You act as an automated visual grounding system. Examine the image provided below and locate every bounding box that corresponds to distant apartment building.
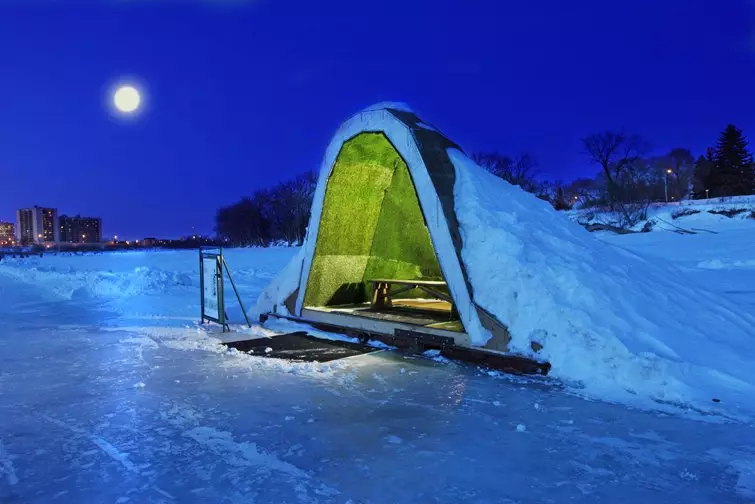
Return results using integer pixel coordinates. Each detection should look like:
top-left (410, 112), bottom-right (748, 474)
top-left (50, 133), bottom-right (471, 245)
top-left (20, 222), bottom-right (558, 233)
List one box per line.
top-left (59, 215), bottom-right (103, 244)
top-left (0, 221), bottom-right (15, 246)
top-left (16, 206), bottom-right (58, 244)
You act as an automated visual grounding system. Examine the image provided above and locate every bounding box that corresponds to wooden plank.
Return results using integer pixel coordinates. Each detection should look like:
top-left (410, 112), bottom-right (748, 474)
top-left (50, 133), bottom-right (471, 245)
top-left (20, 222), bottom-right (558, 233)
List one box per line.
top-left (367, 279), bottom-right (454, 306)
top-left (223, 332), bottom-right (380, 363)
top-left (415, 285), bottom-right (453, 304)
top-left (265, 312), bottom-right (550, 376)
top-left (368, 279), bottom-right (447, 286)
top-left (392, 299), bottom-right (453, 312)
top-left (300, 308), bottom-right (472, 346)
top-left (371, 280), bottom-right (391, 308)
top-left (442, 345), bottom-right (551, 376)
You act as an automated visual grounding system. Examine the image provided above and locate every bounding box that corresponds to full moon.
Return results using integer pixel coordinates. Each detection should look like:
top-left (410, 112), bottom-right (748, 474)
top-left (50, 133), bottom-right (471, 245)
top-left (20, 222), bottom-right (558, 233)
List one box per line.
top-left (113, 85), bottom-right (141, 114)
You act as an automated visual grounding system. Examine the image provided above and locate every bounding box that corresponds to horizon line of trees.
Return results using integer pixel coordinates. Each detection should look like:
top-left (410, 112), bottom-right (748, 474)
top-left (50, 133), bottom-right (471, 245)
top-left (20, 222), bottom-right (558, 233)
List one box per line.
top-left (475, 124), bottom-right (754, 227)
top-left (215, 171), bottom-right (316, 247)
top-left (215, 124), bottom-right (754, 245)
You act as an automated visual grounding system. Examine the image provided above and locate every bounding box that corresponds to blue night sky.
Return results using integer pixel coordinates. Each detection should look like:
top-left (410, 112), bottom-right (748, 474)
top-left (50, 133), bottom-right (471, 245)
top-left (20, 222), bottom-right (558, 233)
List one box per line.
top-left (1, 0), bottom-right (754, 239)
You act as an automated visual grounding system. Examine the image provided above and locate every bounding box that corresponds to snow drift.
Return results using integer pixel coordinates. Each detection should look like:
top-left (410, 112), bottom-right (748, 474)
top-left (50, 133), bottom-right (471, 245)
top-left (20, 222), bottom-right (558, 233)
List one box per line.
top-left (449, 148), bottom-right (755, 414)
top-left (0, 260), bottom-right (192, 300)
top-left (570, 194), bottom-right (755, 233)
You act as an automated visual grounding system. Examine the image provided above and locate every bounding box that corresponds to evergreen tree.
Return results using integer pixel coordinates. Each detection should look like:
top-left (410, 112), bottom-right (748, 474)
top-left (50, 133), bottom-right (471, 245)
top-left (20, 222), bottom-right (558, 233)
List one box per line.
top-left (709, 125), bottom-right (755, 197)
top-left (551, 185), bottom-right (572, 211)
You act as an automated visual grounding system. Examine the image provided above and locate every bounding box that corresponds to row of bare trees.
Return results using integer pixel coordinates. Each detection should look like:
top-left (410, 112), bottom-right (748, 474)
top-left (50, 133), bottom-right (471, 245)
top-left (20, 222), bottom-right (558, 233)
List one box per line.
top-left (215, 171), bottom-right (316, 246)
top-left (474, 132), bottom-right (711, 227)
top-left (478, 125), bottom-right (753, 227)
top-left (579, 132), bottom-right (695, 227)
top-left (217, 126), bottom-right (752, 244)
top-left (471, 153), bottom-right (540, 194)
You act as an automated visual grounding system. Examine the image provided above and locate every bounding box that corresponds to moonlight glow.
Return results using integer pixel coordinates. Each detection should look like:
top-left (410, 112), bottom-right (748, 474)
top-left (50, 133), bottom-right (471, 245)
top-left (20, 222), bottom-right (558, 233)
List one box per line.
top-left (113, 85), bottom-right (141, 114)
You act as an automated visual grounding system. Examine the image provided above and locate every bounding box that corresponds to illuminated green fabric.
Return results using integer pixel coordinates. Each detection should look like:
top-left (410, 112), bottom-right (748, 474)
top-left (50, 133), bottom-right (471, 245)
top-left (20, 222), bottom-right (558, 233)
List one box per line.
top-left (304, 133), bottom-right (443, 307)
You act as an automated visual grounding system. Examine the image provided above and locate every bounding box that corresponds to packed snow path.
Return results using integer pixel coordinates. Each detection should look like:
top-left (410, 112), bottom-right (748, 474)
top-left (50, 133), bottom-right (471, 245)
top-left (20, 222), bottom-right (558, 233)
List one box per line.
top-left (1, 247), bottom-right (754, 503)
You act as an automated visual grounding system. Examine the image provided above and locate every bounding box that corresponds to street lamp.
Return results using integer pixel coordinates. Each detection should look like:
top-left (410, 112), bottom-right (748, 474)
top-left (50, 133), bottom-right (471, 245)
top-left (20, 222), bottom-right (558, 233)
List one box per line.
top-left (664, 168), bottom-right (673, 203)
top-left (705, 189), bottom-right (710, 199)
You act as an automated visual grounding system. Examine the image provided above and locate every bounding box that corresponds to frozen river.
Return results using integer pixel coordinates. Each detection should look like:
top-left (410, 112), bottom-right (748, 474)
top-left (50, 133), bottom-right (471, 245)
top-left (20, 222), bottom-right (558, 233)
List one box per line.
top-left (1, 246), bottom-right (754, 503)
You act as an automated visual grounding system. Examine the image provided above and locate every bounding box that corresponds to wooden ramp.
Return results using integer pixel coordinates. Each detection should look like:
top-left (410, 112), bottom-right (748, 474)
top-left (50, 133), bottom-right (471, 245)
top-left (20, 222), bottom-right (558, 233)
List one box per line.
top-left (261, 312), bottom-right (551, 376)
top-left (223, 332), bottom-right (380, 363)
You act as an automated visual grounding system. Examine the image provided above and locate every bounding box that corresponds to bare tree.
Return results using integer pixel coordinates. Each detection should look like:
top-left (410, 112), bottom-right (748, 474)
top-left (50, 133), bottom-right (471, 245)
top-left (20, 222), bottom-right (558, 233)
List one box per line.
top-left (582, 131), bottom-right (648, 225)
top-left (613, 158), bottom-right (653, 227)
top-left (269, 171), bottom-right (316, 245)
top-left (692, 152), bottom-right (714, 199)
top-left (215, 192), bottom-right (271, 246)
top-left (472, 152), bottom-right (539, 193)
top-left (665, 148), bottom-right (695, 200)
top-left (566, 177), bottom-right (606, 207)
top-left (215, 170), bottom-right (316, 247)
top-left (539, 180), bottom-right (573, 210)
top-left (582, 132), bottom-right (646, 200)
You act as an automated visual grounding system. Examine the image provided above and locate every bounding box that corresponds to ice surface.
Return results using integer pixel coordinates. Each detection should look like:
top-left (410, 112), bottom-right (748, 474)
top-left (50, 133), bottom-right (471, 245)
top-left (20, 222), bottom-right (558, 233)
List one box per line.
top-left (2, 242), bottom-right (755, 502)
top-left (449, 148), bottom-right (755, 417)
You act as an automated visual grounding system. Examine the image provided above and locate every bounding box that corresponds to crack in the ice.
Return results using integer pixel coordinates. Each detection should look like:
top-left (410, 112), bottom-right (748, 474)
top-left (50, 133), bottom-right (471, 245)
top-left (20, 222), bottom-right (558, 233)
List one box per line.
top-left (0, 438), bottom-right (19, 485)
top-left (41, 415), bottom-right (139, 474)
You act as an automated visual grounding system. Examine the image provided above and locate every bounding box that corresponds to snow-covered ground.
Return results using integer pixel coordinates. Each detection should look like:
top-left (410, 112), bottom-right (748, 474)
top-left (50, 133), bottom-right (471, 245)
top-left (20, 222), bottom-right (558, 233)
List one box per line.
top-left (1, 238), bottom-right (755, 502)
top-left (451, 155), bottom-right (755, 420)
top-left (570, 194), bottom-right (755, 233)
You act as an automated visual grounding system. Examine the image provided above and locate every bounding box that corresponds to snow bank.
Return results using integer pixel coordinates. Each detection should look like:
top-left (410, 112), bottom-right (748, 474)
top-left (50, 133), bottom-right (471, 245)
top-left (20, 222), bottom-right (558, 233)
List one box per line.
top-left (570, 195), bottom-right (755, 234)
top-left (0, 261), bottom-right (192, 300)
top-left (253, 247), bottom-right (305, 317)
top-left (450, 148), bottom-right (755, 416)
top-left (0, 248), bottom-right (296, 307)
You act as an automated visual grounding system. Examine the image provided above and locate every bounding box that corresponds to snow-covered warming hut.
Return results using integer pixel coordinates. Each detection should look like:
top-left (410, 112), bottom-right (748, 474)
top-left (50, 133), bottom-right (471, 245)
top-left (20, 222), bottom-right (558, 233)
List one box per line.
top-left (256, 103), bottom-right (513, 353)
top-left (257, 103), bottom-right (755, 409)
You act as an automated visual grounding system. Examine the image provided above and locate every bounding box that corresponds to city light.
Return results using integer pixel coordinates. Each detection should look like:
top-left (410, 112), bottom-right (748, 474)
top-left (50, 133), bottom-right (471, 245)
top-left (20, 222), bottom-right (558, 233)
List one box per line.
top-left (8, 208), bottom-right (102, 246)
